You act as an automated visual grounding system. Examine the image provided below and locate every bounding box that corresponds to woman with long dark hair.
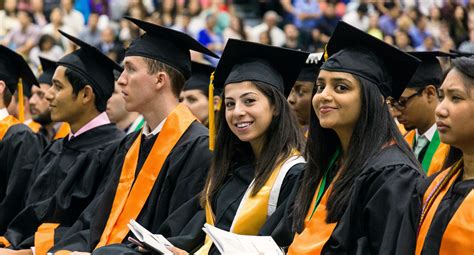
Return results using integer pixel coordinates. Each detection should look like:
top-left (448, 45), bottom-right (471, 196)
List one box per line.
top-left (397, 56), bottom-right (474, 255)
top-left (92, 39), bottom-right (309, 255)
top-left (287, 21), bottom-right (423, 254)
top-left (187, 39), bottom-right (308, 255)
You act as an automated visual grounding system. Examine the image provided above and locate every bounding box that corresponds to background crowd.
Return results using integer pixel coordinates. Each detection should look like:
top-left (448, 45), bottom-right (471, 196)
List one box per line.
top-left (2, 0), bottom-right (474, 73)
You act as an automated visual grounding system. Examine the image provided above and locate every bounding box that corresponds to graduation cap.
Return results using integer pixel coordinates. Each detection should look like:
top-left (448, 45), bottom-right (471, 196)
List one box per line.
top-left (406, 51), bottom-right (455, 88)
top-left (0, 45), bottom-right (39, 122)
top-left (297, 63), bottom-right (322, 83)
top-left (449, 49), bottom-right (474, 58)
top-left (37, 57), bottom-right (57, 86)
top-left (214, 39), bottom-right (309, 97)
top-left (207, 39), bottom-right (308, 151)
top-left (322, 21), bottom-right (421, 99)
top-left (0, 45), bottom-right (38, 97)
top-left (124, 16), bottom-right (219, 79)
top-left (183, 61), bottom-right (215, 95)
top-left (57, 30), bottom-right (123, 104)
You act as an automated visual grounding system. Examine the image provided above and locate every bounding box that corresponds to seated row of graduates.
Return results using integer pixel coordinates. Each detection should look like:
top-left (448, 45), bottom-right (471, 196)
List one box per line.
top-left (0, 16), bottom-right (472, 255)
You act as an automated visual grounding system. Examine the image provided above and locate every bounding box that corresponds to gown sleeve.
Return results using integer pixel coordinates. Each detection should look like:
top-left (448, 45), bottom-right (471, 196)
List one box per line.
top-left (0, 124), bottom-right (47, 234)
top-left (324, 163), bottom-right (423, 255)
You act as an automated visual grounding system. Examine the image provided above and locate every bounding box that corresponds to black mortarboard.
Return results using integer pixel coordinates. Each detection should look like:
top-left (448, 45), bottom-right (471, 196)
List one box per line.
top-left (124, 17), bottom-right (219, 79)
top-left (0, 45), bottom-right (38, 97)
top-left (184, 61), bottom-right (215, 95)
top-left (449, 49), bottom-right (474, 58)
top-left (58, 30), bottom-right (123, 103)
top-left (37, 57), bottom-right (57, 85)
top-left (322, 21), bottom-right (421, 99)
top-left (214, 39), bottom-right (309, 97)
top-left (297, 63), bottom-right (321, 82)
top-left (406, 51), bottom-right (454, 88)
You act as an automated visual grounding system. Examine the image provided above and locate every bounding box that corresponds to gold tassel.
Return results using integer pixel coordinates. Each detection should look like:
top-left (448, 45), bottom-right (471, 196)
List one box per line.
top-left (208, 71), bottom-right (215, 151)
top-left (324, 44), bottom-right (329, 61)
top-left (18, 78), bottom-right (25, 122)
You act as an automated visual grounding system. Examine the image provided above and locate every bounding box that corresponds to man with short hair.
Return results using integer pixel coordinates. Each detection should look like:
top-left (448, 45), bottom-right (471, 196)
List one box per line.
top-left (47, 17), bottom-right (218, 254)
top-left (30, 57), bottom-right (70, 141)
top-left (0, 31), bottom-right (124, 253)
top-left (393, 51), bottom-right (452, 176)
top-left (7, 89), bottom-right (42, 133)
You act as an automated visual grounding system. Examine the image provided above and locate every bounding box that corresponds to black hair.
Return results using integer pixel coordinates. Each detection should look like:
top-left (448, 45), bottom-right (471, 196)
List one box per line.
top-left (64, 68), bottom-right (106, 112)
top-left (200, 81), bottom-right (304, 206)
top-left (2, 87), bottom-right (12, 107)
top-left (293, 75), bottom-right (418, 231)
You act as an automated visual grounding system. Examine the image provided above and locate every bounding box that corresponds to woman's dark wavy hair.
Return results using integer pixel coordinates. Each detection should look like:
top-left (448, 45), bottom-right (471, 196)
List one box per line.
top-left (200, 81), bottom-right (304, 207)
top-left (440, 56), bottom-right (474, 168)
top-left (293, 74), bottom-right (419, 231)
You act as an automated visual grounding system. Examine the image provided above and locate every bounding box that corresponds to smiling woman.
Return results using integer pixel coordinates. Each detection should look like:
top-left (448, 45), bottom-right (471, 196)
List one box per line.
top-left (288, 21), bottom-right (423, 255)
top-left (192, 39), bottom-right (309, 255)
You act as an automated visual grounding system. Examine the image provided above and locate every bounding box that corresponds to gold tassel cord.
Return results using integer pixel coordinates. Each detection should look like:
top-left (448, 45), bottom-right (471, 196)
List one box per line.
top-left (324, 44), bottom-right (329, 61)
top-left (18, 78), bottom-right (25, 123)
top-left (208, 71), bottom-right (215, 151)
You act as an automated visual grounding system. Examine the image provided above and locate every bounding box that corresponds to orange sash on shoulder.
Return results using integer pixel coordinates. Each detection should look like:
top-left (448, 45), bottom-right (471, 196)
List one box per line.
top-left (34, 223), bottom-right (60, 255)
top-left (27, 121), bottom-right (42, 133)
top-left (95, 104), bottom-right (195, 248)
top-left (439, 190), bottom-right (474, 254)
top-left (416, 163), bottom-right (474, 255)
top-left (288, 180), bottom-right (336, 255)
top-left (0, 115), bottom-right (20, 140)
top-left (53, 123), bottom-right (70, 140)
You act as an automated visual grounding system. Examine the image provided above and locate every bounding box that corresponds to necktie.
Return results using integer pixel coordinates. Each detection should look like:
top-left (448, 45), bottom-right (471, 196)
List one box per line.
top-left (414, 135), bottom-right (429, 159)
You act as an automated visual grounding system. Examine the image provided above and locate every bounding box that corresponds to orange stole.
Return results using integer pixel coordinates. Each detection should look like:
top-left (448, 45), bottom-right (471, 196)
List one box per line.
top-left (54, 123), bottom-right (70, 140)
top-left (416, 166), bottom-right (474, 255)
top-left (404, 130), bottom-right (449, 176)
top-left (0, 115), bottom-right (20, 140)
top-left (34, 223), bottom-right (60, 255)
top-left (288, 181), bottom-right (336, 255)
top-left (0, 236), bottom-right (11, 247)
top-left (438, 190), bottom-right (474, 254)
top-left (27, 121), bottom-right (42, 133)
top-left (95, 104), bottom-right (195, 248)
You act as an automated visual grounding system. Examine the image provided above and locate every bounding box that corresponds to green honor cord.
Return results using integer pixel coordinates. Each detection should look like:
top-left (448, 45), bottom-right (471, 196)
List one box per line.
top-left (309, 148), bottom-right (341, 220)
top-left (421, 130), bottom-right (441, 173)
top-left (413, 130), bottom-right (441, 174)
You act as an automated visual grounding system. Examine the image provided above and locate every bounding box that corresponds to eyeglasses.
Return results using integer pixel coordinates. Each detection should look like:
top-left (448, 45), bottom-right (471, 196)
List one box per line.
top-left (387, 89), bottom-right (423, 110)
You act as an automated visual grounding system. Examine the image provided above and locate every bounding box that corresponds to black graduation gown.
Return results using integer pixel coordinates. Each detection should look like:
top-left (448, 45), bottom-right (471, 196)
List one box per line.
top-left (207, 162), bottom-right (304, 255)
top-left (0, 123), bottom-right (47, 235)
top-left (396, 170), bottom-right (474, 255)
top-left (91, 161), bottom-right (305, 255)
top-left (279, 146), bottom-right (423, 255)
top-left (3, 124), bottom-right (124, 249)
top-left (321, 145), bottom-right (423, 255)
top-left (48, 121), bottom-right (212, 253)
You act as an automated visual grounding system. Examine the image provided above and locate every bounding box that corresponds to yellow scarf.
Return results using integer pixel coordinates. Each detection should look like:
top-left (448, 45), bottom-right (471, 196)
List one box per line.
top-left (196, 154), bottom-right (305, 254)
